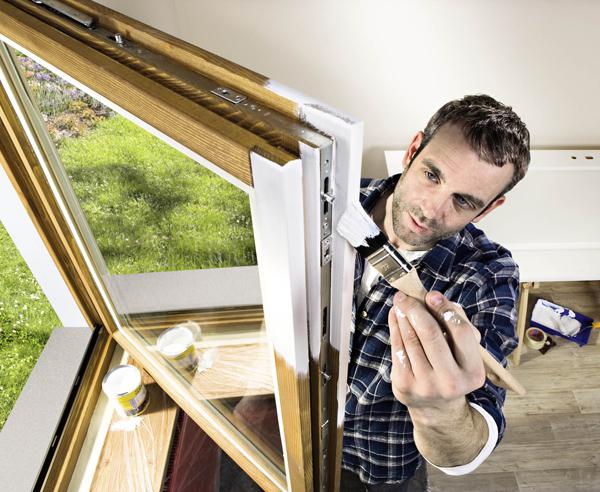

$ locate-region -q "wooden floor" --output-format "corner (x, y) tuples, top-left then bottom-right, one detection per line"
(429, 281), (600, 492)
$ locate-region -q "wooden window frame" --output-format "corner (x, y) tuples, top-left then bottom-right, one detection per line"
(0, 1), (364, 490)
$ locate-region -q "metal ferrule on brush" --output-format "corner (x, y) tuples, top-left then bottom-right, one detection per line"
(367, 244), (412, 283)
(357, 233), (413, 283)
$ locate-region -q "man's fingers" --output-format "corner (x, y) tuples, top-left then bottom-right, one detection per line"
(388, 305), (414, 379)
(426, 291), (483, 374)
(392, 291), (455, 375)
(453, 302), (481, 343)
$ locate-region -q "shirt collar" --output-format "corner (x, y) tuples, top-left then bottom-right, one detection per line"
(359, 173), (461, 282)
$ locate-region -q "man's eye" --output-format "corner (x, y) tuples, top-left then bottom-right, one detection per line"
(425, 170), (438, 182)
(454, 196), (471, 209)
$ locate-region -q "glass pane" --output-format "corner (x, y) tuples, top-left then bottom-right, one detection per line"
(15, 53), (256, 275)
(13, 50), (283, 472)
(166, 409), (265, 492)
(0, 222), (60, 429)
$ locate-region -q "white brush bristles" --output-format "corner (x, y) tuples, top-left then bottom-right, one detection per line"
(336, 201), (381, 247)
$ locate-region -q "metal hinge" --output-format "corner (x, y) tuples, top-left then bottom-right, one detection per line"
(210, 86), (247, 104)
(31, 0), (96, 28)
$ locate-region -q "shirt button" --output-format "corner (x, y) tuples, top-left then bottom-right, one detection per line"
(361, 310), (368, 318)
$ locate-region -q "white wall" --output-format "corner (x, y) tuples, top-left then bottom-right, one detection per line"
(96, 0), (600, 177)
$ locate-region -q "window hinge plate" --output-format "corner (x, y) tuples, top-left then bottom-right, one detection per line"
(210, 86), (247, 104)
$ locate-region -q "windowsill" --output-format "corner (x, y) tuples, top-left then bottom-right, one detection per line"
(105, 265), (262, 315)
(0, 326), (92, 490)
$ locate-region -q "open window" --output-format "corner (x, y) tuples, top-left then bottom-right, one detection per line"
(0, 1), (362, 490)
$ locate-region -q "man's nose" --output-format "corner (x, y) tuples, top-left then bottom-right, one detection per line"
(420, 192), (449, 221)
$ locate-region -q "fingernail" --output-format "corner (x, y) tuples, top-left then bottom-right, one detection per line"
(395, 291), (406, 302)
(394, 306), (406, 319)
(430, 292), (443, 306)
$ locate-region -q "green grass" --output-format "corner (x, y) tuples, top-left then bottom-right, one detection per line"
(58, 115), (257, 274)
(1, 114), (258, 426)
(0, 224), (60, 429)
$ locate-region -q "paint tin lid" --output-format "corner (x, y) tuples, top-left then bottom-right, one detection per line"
(157, 325), (195, 356)
(102, 364), (142, 397)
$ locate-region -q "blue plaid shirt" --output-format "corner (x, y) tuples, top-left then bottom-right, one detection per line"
(342, 174), (520, 484)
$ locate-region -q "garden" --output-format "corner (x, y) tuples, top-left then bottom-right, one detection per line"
(0, 52), (256, 427)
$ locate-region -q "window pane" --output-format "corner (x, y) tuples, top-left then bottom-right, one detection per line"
(15, 52), (256, 275)
(0, 222), (60, 429)
(14, 50), (282, 472)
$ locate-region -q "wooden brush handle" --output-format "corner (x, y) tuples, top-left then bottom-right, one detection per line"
(391, 271), (526, 395)
(478, 346), (526, 395)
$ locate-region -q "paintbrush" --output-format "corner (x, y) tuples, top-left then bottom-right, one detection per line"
(337, 201), (526, 396)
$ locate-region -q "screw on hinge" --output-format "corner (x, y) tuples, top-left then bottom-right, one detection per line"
(320, 370), (332, 382)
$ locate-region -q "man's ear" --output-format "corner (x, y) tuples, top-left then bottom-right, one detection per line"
(472, 196), (506, 223)
(402, 131), (424, 171)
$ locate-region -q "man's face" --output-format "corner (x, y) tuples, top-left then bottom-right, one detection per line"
(391, 123), (514, 250)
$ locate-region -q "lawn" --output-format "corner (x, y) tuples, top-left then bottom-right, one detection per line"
(0, 52), (257, 427)
(59, 115), (257, 274)
(0, 224), (60, 429)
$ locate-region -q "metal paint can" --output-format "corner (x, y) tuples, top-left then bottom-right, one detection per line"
(102, 364), (149, 417)
(157, 322), (199, 371)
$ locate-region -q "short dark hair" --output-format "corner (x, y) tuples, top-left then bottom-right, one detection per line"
(420, 94), (530, 195)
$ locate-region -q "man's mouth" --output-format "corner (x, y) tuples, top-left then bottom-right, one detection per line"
(408, 212), (428, 233)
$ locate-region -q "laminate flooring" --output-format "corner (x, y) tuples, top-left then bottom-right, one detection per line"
(429, 281), (600, 492)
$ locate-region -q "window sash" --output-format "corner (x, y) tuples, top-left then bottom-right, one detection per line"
(0, 0), (298, 186)
(0, 37), (293, 488)
(0, 2), (364, 490)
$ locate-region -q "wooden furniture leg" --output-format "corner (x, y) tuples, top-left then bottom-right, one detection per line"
(512, 282), (533, 366)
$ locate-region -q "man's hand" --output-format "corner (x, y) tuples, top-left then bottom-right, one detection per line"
(388, 290), (486, 412)
(388, 290), (490, 467)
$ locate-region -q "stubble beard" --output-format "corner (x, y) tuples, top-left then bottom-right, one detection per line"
(391, 189), (456, 250)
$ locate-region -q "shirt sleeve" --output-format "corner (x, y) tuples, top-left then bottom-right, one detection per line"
(424, 403), (498, 475)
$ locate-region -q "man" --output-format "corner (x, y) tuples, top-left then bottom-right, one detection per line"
(341, 94), (530, 491)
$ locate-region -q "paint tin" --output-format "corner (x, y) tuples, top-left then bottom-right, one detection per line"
(102, 364), (149, 417)
(157, 322), (200, 371)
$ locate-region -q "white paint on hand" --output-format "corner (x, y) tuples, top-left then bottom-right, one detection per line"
(443, 310), (462, 325)
(395, 349), (407, 368)
(394, 306), (406, 319)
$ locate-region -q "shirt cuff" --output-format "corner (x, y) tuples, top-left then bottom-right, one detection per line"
(424, 402), (498, 476)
